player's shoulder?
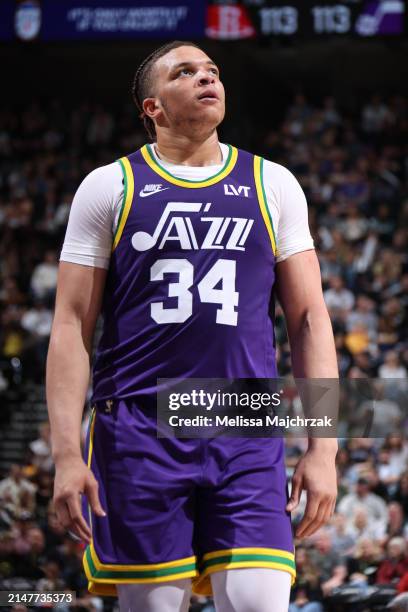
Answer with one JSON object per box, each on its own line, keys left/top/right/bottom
{"left": 81, "top": 160, "right": 123, "bottom": 187}
{"left": 73, "top": 160, "right": 124, "bottom": 211}
{"left": 75, "top": 161, "right": 124, "bottom": 204}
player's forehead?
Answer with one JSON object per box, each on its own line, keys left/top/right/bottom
{"left": 155, "top": 46, "right": 216, "bottom": 77}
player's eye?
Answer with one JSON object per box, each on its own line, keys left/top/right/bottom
{"left": 210, "top": 68, "right": 219, "bottom": 76}
{"left": 179, "top": 68, "right": 194, "bottom": 77}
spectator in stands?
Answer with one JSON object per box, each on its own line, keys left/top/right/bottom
{"left": 379, "top": 351, "right": 408, "bottom": 379}
{"left": 20, "top": 301, "right": 53, "bottom": 382}
{"left": 0, "top": 278, "right": 26, "bottom": 307}
{"left": 0, "top": 307, "right": 27, "bottom": 361}
{"left": 338, "top": 476, "right": 388, "bottom": 528}
{"left": 345, "top": 507, "right": 385, "bottom": 542}
{"left": 378, "top": 450, "right": 405, "bottom": 497}
{"left": 21, "top": 301, "right": 53, "bottom": 340}
{"left": 381, "top": 297, "right": 405, "bottom": 339}
{"left": 376, "top": 538, "right": 408, "bottom": 585}
{"left": 340, "top": 205, "right": 368, "bottom": 244}
{"left": 344, "top": 323, "right": 371, "bottom": 356}
{"left": 36, "top": 559, "right": 65, "bottom": 592}
{"left": 364, "top": 466, "right": 392, "bottom": 501}
{"left": 357, "top": 383, "right": 402, "bottom": 437}
{"left": 10, "top": 515, "right": 36, "bottom": 557}
{"left": 12, "top": 526, "right": 46, "bottom": 580}
{"left": 370, "top": 203, "right": 395, "bottom": 241}
{"left": 362, "top": 94, "right": 393, "bottom": 133}
{"left": 381, "top": 502, "right": 408, "bottom": 546}
{"left": 28, "top": 422, "right": 53, "bottom": 474}
{"left": 307, "top": 530, "right": 347, "bottom": 595}
{"left": 346, "top": 538, "right": 382, "bottom": 582}
{"left": 346, "top": 295, "right": 378, "bottom": 337}
{"left": 321, "top": 96, "right": 341, "bottom": 127}
{"left": 0, "top": 465, "right": 36, "bottom": 522}
{"left": 323, "top": 275, "right": 355, "bottom": 317}
{"left": 319, "top": 249, "right": 343, "bottom": 283}
{"left": 338, "top": 439, "right": 376, "bottom": 486}
{"left": 30, "top": 250, "right": 58, "bottom": 301}
{"left": 327, "top": 513, "right": 354, "bottom": 555}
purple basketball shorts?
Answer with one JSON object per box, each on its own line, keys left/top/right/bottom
{"left": 82, "top": 399, "right": 296, "bottom": 597}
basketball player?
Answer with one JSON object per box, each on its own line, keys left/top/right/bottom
{"left": 46, "top": 42, "right": 338, "bottom": 612}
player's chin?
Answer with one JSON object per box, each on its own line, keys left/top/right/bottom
{"left": 195, "top": 101, "right": 225, "bottom": 122}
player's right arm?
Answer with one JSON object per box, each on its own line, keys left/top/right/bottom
{"left": 46, "top": 162, "right": 123, "bottom": 542}
{"left": 46, "top": 263, "right": 107, "bottom": 542}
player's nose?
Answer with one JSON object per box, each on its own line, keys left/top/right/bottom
{"left": 197, "top": 71, "right": 215, "bottom": 86}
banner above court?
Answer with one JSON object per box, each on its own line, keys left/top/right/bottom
{"left": 2, "top": 0, "right": 205, "bottom": 41}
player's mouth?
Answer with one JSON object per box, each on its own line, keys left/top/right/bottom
{"left": 197, "top": 89, "right": 219, "bottom": 103}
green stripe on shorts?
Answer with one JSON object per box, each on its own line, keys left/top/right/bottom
{"left": 200, "top": 552, "right": 296, "bottom": 572}
{"left": 85, "top": 547, "right": 196, "bottom": 580}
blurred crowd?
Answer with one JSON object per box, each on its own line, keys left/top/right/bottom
{"left": 0, "top": 92, "right": 407, "bottom": 610}
{"left": 268, "top": 93, "right": 407, "bottom": 380}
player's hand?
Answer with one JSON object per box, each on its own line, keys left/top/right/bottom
{"left": 53, "top": 455, "right": 106, "bottom": 543}
{"left": 286, "top": 445, "right": 337, "bottom": 538}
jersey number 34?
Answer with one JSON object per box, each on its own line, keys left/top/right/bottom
{"left": 150, "top": 258, "right": 238, "bottom": 327}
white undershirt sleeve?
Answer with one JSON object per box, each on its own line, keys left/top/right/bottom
{"left": 263, "top": 160, "right": 314, "bottom": 263}
{"left": 60, "top": 162, "right": 124, "bottom": 269}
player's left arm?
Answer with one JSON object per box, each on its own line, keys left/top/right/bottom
{"left": 276, "top": 249, "right": 338, "bottom": 538}
{"left": 265, "top": 160, "right": 338, "bottom": 538}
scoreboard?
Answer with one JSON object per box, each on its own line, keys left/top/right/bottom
{"left": 207, "top": 1, "right": 406, "bottom": 38}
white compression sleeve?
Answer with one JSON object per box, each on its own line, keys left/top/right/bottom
{"left": 117, "top": 579, "right": 192, "bottom": 612}
{"left": 262, "top": 161, "right": 314, "bottom": 263}
{"left": 211, "top": 568, "right": 292, "bottom": 612}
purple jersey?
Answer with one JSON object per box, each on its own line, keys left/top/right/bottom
{"left": 92, "top": 144, "right": 278, "bottom": 402}
{"left": 83, "top": 145, "right": 296, "bottom": 597}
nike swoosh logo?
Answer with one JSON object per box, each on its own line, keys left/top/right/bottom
{"left": 139, "top": 187, "right": 170, "bottom": 198}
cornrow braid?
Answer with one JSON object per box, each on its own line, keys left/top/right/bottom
{"left": 132, "top": 40, "right": 200, "bottom": 142}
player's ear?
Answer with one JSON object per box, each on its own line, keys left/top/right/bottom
{"left": 143, "top": 98, "right": 161, "bottom": 120}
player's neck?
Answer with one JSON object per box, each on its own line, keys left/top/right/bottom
{"left": 154, "top": 131, "right": 222, "bottom": 167}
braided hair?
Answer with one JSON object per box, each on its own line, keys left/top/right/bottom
{"left": 132, "top": 41, "right": 201, "bottom": 141}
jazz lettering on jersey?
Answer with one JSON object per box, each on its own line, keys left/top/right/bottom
{"left": 131, "top": 202, "right": 254, "bottom": 252}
